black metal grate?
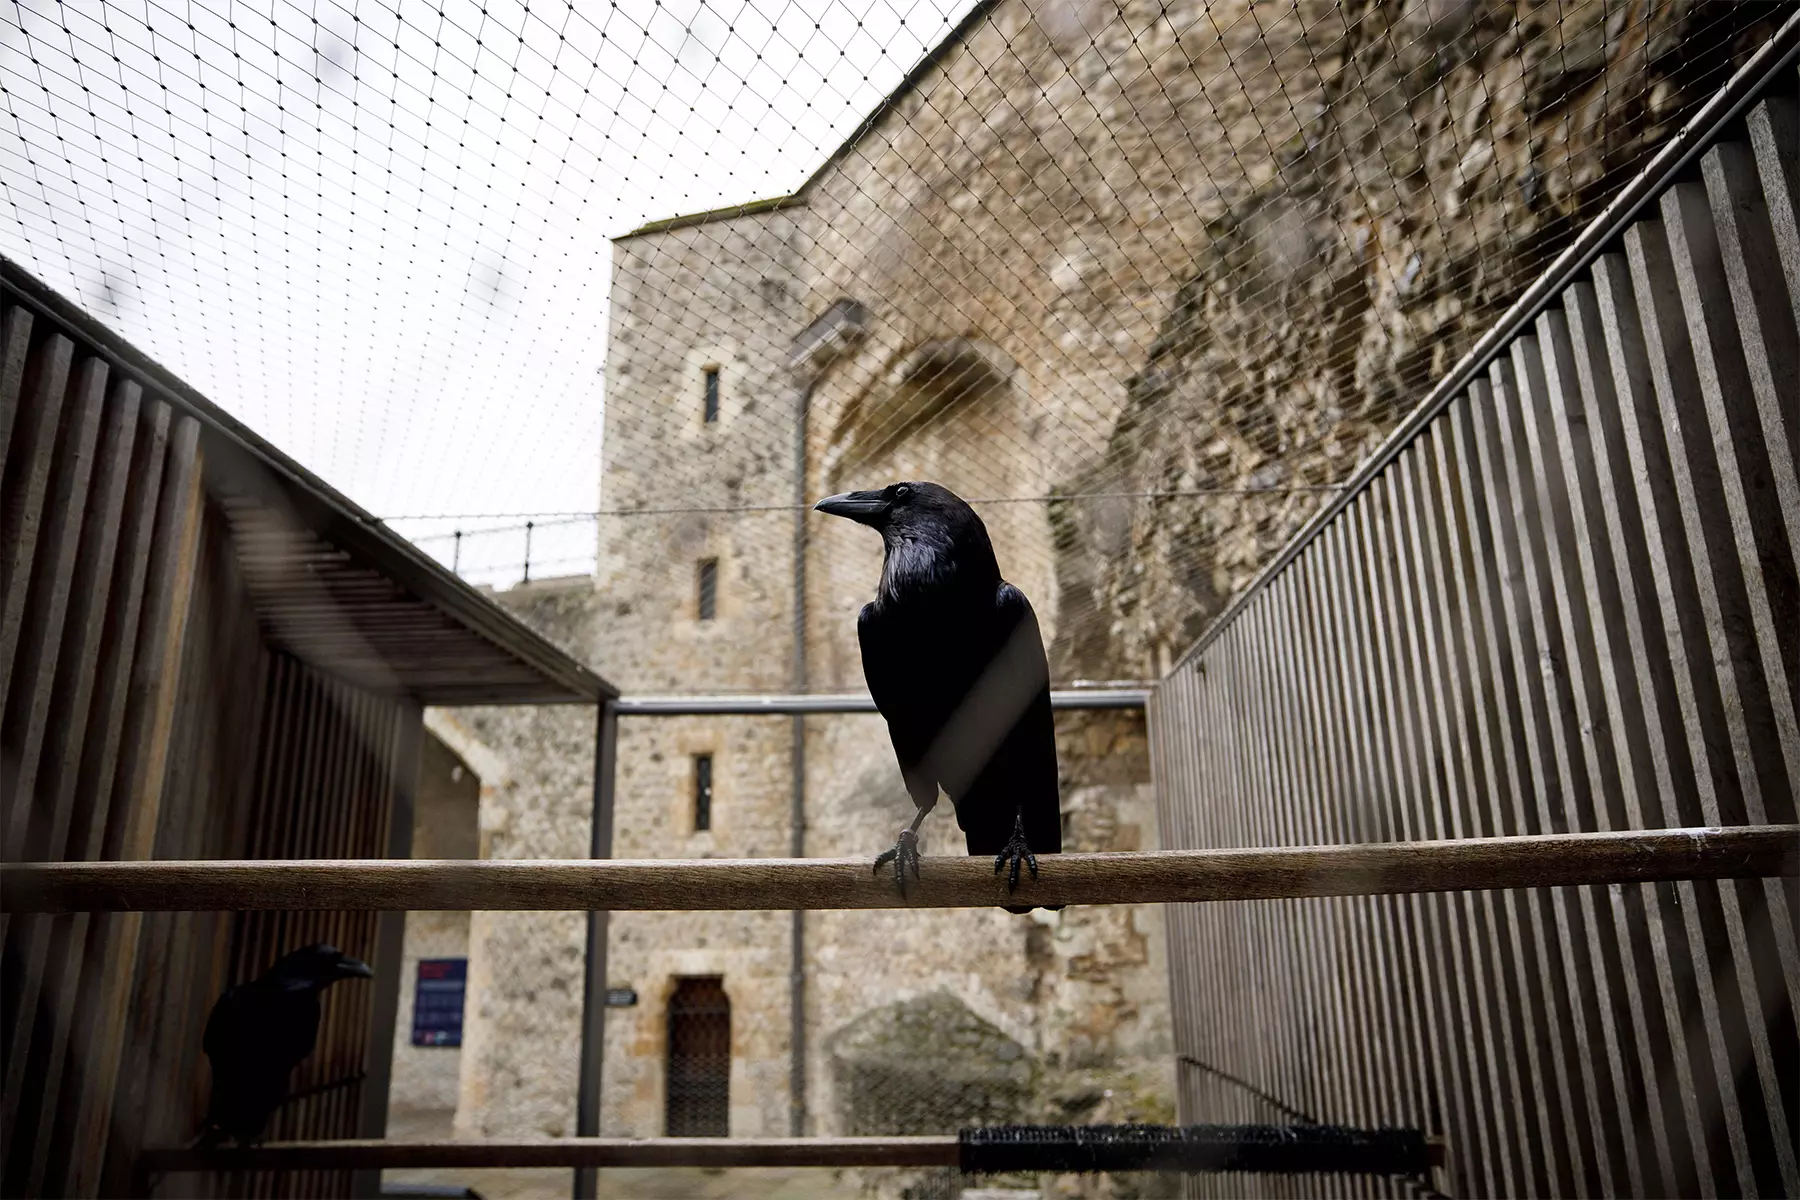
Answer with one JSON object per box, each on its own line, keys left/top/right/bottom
{"left": 959, "top": 1122, "right": 1432, "bottom": 1175}
{"left": 665, "top": 976, "right": 730, "bottom": 1138}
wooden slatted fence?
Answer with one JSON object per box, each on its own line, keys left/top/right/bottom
{"left": 1, "top": 285, "right": 421, "bottom": 1199}
{"left": 1150, "top": 50, "right": 1800, "bottom": 1200}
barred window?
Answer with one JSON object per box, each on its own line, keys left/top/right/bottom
{"left": 697, "top": 559, "right": 718, "bottom": 621}
{"left": 693, "top": 754, "right": 713, "bottom": 832}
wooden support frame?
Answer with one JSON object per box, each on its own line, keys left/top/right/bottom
{"left": 6, "top": 826, "right": 1793, "bottom": 914}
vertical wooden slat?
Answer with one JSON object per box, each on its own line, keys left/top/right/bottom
{"left": 81, "top": 415, "right": 203, "bottom": 1198}
{"left": 1317, "top": 521, "right": 1405, "bottom": 1152}
{"left": 1702, "top": 141, "right": 1800, "bottom": 574}
{"left": 1566, "top": 266, "right": 1701, "bottom": 1196}
{"left": 17, "top": 377, "right": 144, "bottom": 1198}
{"left": 1747, "top": 93, "right": 1800, "bottom": 319}
{"left": 1393, "top": 442, "right": 1494, "bottom": 1196}
{"left": 1663, "top": 175, "right": 1800, "bottom": 1198}
{"left": 1226, "top": 603, "right": 1284, "bottom": 1200}
{"left": 1193, "top": 645, "right": 1230, "bottom": 1200}
{"left": 1398, "top": 433, "right": 1507, "bottom": 1197}
{"left": 1339, "top": 501, "right": 1429, "bottom": 1139}
{"left": 1428, "top": 409, "right": 1535, "bottom": 1198}
{"left": 1514, "top": 322, "right": 1640, "bottom": 1196}
{"left": 1, "top": 354, "right": 109, "bottom": 856}
{"left": 51, "top": 397, "right": 174, "bottom": 1198}
{"left": 0, "top": 331, "right": 71, "bottom": 708}
{"left": 1270, "top": 564, "right": 1365, "bottom": 1197}
{"left": 1628, "top": 214, "right": 1785, "bottom": 1196}
{"left": 29, "top": 378, "right": 144, "bottom": 862}
{"left": 2, "top": 353, "right": 109, "bottom": 1177}
{"left": 1236, "top": 614, "right": 1288, "bottom": 1199}
{"left": 1495, "top": 345, "right": 1614, "bottom": 1195}
{"left": 1290, "top": 551, "right": 1378, "bottom": 1150}
{"left": 0, "top": 304, "right": 32, "bottom": 469}
{"left": 1291, "top": 550, "right": 1372, "bottom": 1135}
{"left": 1662, "top": 180, "right": 1800, "bottom": 796}
{"left": 1263, "top": 578, "right": 1345, "bottom": 1200}
{"left": 1537, "top": 293, "right": 1671, "bottom": 1197}
{"left": 1248, "top": 586, "right": 1315, "bottom": 1137}
{"left": 1361, "top": 475, "right": 1456, "bottom": 1165}
{"left": 1463, "top": 377, "right": 1578, "bottom": 1195}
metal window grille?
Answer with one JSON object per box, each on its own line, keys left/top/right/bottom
{"left": 703, "top": 368, "right": 721, "bottom": 424}
{"left": 665, "top": 977, "right": 730, "bottom": 1138}
{"left": 696, "top": 559, "right": 718, "bottom": 622}
{"left": 694, "top": 754, "right": 713, "bottom": 832}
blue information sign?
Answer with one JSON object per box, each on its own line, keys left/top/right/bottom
{"left": 411, "top": 958, "right": 467, "bottom": 1047}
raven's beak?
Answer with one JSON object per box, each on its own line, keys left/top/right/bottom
{"left": 338, "top": 956, "right": 375, "bottom": 979}
{"left": 813, "top": 489, "right": 887, "bottom": 525}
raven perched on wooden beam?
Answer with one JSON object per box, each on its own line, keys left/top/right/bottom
{"left": 815, "top": 481, "right": 1062, "bottom": 912}
{"left": 196, "top": 943, "right": 374, "bottom": 1146}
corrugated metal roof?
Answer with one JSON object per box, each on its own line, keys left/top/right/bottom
{"left": 3, "top": 259, "right": 613, "bottom": 706}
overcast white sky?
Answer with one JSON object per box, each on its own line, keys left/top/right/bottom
{"left": 1, "top": 0, "right": 976, "bottom": 582}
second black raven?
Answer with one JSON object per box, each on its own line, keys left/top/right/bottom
{"left": 196, "top": 943, "right": 373, "bottom": 1145}
{"left": 814, "top": 481, "right": 1061, "bottom": 912}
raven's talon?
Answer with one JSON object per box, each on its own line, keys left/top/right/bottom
{"left": 874, "top": 828, "right": 922, "bottom": 895}
{"left": 993, "top": 817, "right": 1039, "bottom": 894}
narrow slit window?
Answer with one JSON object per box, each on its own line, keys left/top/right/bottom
{"left": 702, "top": 367, "right": 720, "bottom": 423}
{"left": 697, "top": 559, "right": 718, "bottom": 621}
{"left": 694, "top": 754, "right": 713, "bottom": 832}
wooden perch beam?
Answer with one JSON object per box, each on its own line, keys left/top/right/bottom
{"left": 5, "top": 826, "right": 1794, "bottom": 913}
{"left": 143, "top": 1136, "right": 963, "bottom": 1171}
{"left": 140, "top": 1135, "right": 1451, "bottom": 1172}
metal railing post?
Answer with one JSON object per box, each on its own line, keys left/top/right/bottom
{"left": 574, "top": 699, "right": 618, "bottom": 1200}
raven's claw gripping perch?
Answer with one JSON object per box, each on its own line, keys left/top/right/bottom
{"left": 993, "top": 813, "right": 1039, "bottom": 893}
{"left": 873, "top": 827, "right": 923, "bottom": 895}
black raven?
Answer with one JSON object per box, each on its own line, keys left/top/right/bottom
{"left": 814, "top": 481, "right": 1061, "bottom": 912}
{"left": 196, "top": 943, "right": 374, "bottom": 1145}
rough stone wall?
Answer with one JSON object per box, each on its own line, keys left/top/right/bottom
{"left": 386, "top": 731, "right": 480, "bottom": 1129}
{"left": 596, "top": 210, "right": 813, "bottom": 1141}
{"left": 432, "top": 578, "right": 599, "bottom": 1159}
{"left": 1042, "top": 0, "right": 1785, "bottom": 677}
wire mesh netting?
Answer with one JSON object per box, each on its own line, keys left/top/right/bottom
{"left": 5, "top": 0, "right": 1790, "bottom": 685}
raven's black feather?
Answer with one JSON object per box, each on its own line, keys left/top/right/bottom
{"left": 819, "top": 481, "right": 1061, "bottom": 911}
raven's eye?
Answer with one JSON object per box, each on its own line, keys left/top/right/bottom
{"left": 894, "top": 485, "right": 910, "bottom": 500}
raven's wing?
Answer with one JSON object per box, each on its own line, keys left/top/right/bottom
{"left": 202, "top": 983, "right": 248, "bottom": 1061}
{"left": 858, "top": 601, "right": 938, "bottom": 803}
{"left": 949, "top": 582, "right": 1060, "bottom": 856}
{"left": 201, "top": 984, "right": 265, "bottom": 1133}
{"left": 201, "top": 982, "right": 319, "bottom": 1139}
